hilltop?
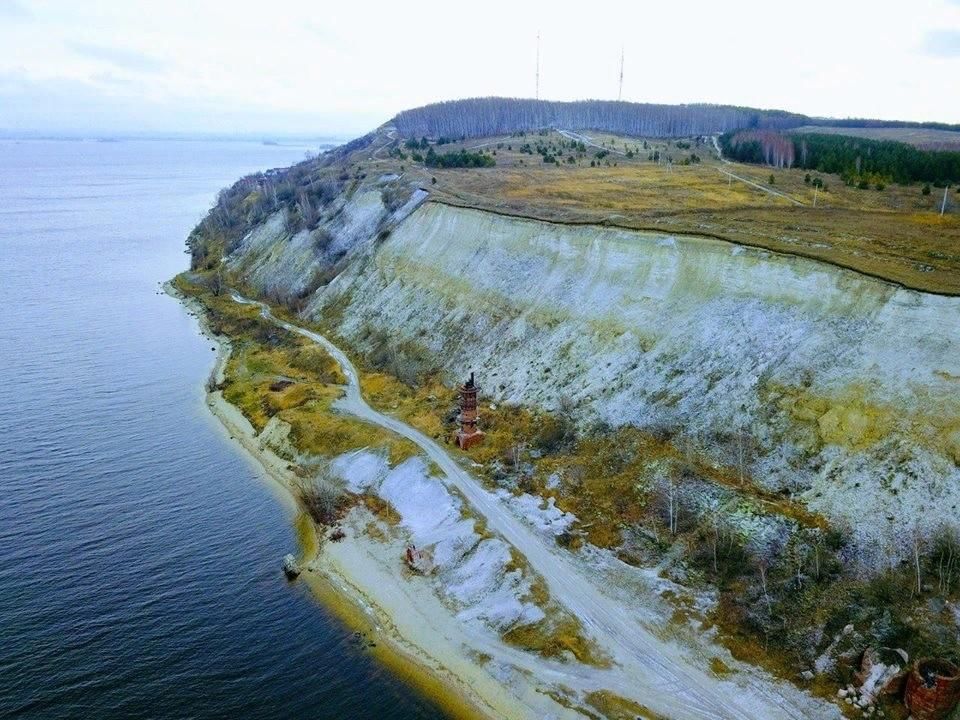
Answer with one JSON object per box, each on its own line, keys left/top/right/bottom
{"left": 190, "top": 98, "right": 960, "bottom": 295}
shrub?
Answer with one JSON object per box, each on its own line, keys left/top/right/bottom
{"left": 299, "top": 479, "right": 347, "bottom": 525}
{"left": 424, "top": 147, "right": 494, "bottom": 169}
{"left": 533, "top": 411, "right": 577, "bottom": 455}
{"left": 312, "top": 227, "right": 333, "bottom": 251}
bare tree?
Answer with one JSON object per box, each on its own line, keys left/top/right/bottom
{"left": 936, "top": 526, "right": 959, "bottom": 595}
{"left": 911, "top": 526, "right": 926, "bottom": 596}
{"left": 709, "top": 512, "right": 720, "bottom": 574}
{"left": 391, "top": 98, "right": 810, "bottom": 142}
{"left": 512, "top": 437, "right": 527, "bottom": 485}
{"left": 758, "top": 560, "right": 773, "bottom": 615}
{"left": 296, "top": 190, "right": 320, "bottom": 231}
{"left": 666, "top": 466, "right": 679, "bottom": 535}
{"left": 209, "top": 266, "right": 224, "bottom": 297}
{"left": 806, "top": 528, "right": 824, "bottom": 582}
{"left": 299, "top": 478, "right": 346, "bottom": 526}
{"left": 736, "top": 427, "right": 748, "bottom": 485}
{"left": 784, "top": 535, "right": 808, "bottom": 590}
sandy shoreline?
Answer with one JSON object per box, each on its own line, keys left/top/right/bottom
{"left": 166, "top": 283, "right": 846, "bottom": 720}
{"left": 166, "top": 282, "right": 559, "bottom": 720}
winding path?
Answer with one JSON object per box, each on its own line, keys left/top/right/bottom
{"left": 231, "top": 292, "right": 839, "bottom": 720}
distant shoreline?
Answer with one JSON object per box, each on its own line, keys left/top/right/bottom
{"left": 0, "top": 134, "right": 347, "bottom": 146}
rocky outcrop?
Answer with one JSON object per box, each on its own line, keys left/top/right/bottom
{"left": 282, "top": 553, "right": 301, "bottom": 579}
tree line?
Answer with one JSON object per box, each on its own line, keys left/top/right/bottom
{"left": 390, "top": 98, "right": 811, "bottom": 140}
{"left": 818, "top": 117, "right": 960, "bottom": 132}
{"left": 719, "top": 130, "right": 796, "bottom": 168}
{"left": 720, "top": 130, "right": 960, "bottom": 185}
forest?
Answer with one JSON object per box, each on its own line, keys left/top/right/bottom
{"left": 819, "top": 117, "right": 960, "bottom": 132}
{"left": 720, "top": 130, "right": 960, "bottom": 185}
{"left": 423, "top": 147, "right": 495, "bottom": 168}
{"left": 391, "top": 98, "right": 811, "bottom": 140}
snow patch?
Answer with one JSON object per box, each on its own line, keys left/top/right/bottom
{"left": 338, "top": 452, "right": 545, "bottom": 631}
{"left": 500, "top": 491, "right": 576, "bottom": 537}
{"left": 330, "top": 449, "right": 389, "bottom": 493}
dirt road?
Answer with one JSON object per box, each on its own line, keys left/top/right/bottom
{"left": 231, "top": 292, "right": 838, "bottom": 720}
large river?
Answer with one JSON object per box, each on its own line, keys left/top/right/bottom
{"left": 0, "top": 139, "right": 444, "bottom": 719}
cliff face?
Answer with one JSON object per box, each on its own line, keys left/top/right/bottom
{"left": 225, "top": 191, "right": 960, "bottom": 569}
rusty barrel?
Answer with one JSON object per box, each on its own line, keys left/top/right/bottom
{"left": 905, "top": 658, "right": 960, "bottom": 720}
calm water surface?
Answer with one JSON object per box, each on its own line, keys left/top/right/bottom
{"left": 0, "top": 139, "right": 445, "bottom": 719}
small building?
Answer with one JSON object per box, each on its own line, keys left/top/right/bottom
{"left": 455, "top": 372, "right": 485, "bottom": 450}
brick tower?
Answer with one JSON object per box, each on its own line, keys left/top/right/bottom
{"left": 455, "top": 372, "right": 485, "bottom": 450}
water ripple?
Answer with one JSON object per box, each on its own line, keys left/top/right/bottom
{"left": 0, "top": 139, "right": 445, "bottom": 720}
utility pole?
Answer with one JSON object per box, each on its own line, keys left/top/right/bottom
{"left": 813, "top": 184, "right": 819, "bottom": 208}
{"left": 618, "top": 46, "right": 624, "bottom": 101}
{"left": 535, "top": 32, "right": 540, "bottom": 100}
{"left": 942, "top": 185, "right": 949, "bottom": 216}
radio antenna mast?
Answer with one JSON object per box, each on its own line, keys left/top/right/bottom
{"left": 536, "top": 32, "right": 540, "bottom": 100}
{"left": 618, "top": 46, "right": 624, "bottom": 101}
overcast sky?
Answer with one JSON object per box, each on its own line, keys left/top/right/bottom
{"left": 2, "top": 0, "right": 960, "bottom": 137}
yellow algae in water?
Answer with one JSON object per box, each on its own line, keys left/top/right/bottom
{"left": 293, "top": 511, "right": 319, "bottom": 561}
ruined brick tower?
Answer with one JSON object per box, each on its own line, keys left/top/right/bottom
{"left": 455, "top": 372, "right": 485, "bottom": 450}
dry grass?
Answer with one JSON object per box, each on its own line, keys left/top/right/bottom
{"left": 350, "top": 357, "right": 828, "bottom": 550}
{"left": 359, "top": 129, "right": 960, "bottom": 294}
{"left": 502, "top": 615, "right": 608, "bottom": 667}
{"left": 360, "top": 372, "right": 453, "bottom": 441}
{"left": 362, "top": 494, "right": 402, "bottom": 526}
{"left": 584, "top": 690, "right": 666, "bottom": 720}
{"left": 178, "top": 272, "right": 418, "bottom": 464}
{"left": 709, "top": 656, "right": 733, "bottom": 677}
{"left": 700, "top": 592, "right": 800, "bottom": 682}
{"left": 433, "top": 161, "right": 960, "bottom": 294}
{"left": 281, "top": 396, "right": 419, "bottom": 465}
{"left": 531, "top": 426, "right": 827, "bottom": 550}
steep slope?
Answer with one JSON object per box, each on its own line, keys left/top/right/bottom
{"left": 229, "top": 197, "right": 960, "bottom": 571}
